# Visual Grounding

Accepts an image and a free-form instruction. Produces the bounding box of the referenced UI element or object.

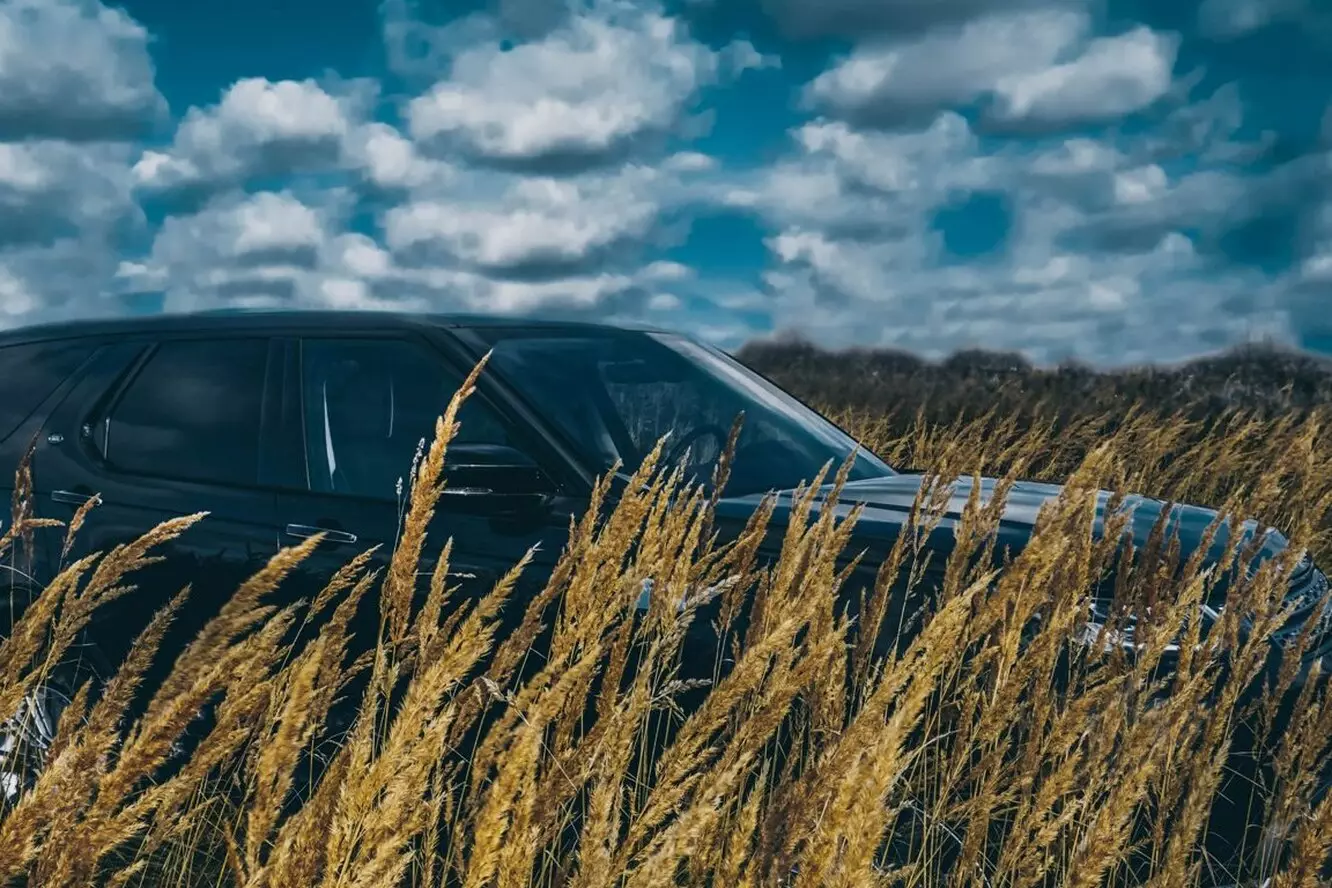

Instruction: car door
[270,331,579,647]
[0,337,105,594]
[35,334,284,672]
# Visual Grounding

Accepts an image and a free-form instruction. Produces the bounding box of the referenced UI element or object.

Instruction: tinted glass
[300,338,511,499]
[0,340,94,441]
[468,329,894,498]
[106,339,269,487]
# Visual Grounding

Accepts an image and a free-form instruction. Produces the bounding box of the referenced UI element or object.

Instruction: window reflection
[300,339,510,499]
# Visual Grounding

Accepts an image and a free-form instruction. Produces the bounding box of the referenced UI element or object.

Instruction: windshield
[464,327,895,498]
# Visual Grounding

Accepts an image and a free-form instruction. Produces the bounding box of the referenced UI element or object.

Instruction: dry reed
[0,353,1329,888]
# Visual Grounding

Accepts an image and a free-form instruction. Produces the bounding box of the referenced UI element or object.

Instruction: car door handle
[285,523,358,545]
[52,489,97,506]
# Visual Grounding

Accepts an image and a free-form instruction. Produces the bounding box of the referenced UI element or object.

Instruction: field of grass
[3,343,1332,887]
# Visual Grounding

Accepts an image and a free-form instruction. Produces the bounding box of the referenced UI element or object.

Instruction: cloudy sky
[2,0,1330,365]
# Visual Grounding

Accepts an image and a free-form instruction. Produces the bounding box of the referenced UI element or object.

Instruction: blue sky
[1,0,1330,365]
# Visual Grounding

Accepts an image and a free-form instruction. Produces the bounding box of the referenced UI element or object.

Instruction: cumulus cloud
[133,78,365,199]
[1059,147,1331,264]
[405,5,764,171]
[755,222,1284,365]
[0,140,143,326]
[730,75,1308,364]
[747,2,1307,364]
[987,27,1179,129]
[0,236,143,326]
[0,0,1322,365]
[0,267,39,319]
[805,11,1087,126]
[385,266,654,314]
[142,191,345,310]
[383,168,673,278]
[132,187,690,319]
[724,113,990,241]
[807,10,1178,130]
[345,122,457,193]
[0,141,139,246]
[0,0,166,141]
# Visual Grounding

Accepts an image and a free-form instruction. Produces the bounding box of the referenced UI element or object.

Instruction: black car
[0,309,1328,812]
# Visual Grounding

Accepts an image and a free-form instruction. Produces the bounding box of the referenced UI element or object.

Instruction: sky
[1,0,1330,366]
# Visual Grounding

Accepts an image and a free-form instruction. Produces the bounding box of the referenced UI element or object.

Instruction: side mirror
[441,443,557,513]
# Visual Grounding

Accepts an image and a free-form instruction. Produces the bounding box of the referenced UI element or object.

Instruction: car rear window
[0,339,95,442]
[103,338,270,488]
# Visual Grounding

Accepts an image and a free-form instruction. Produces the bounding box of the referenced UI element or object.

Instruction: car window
[0,340,95,442]
[104,338,270,487]
[300,338,511,499]
[469,329,895,497]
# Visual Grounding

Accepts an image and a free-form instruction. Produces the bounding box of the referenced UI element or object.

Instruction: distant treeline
[734,338,1332,422]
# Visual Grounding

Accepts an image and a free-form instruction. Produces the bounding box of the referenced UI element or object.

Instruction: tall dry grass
[1,351,1331,887]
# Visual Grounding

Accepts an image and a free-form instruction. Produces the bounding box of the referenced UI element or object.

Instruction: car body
[0,309,1327,825]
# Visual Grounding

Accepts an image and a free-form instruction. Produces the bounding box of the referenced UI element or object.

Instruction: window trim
[85,336,282,492]
[287,331,567,506]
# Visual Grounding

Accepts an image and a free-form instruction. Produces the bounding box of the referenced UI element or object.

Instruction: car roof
[0,309,675,347]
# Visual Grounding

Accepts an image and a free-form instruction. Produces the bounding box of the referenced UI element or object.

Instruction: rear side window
[0,340,94,442]
[104,339,270,487]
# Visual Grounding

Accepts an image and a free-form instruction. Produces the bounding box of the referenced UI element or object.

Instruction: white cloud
[346,122,456,192]
[724,113,988,239]
[131,186,688,319]
[664,151,717,172]
[0,0,1313,367]
[805,10,1088,125]
[390,266,644,313]
[1112,165,1169,205]
[1301,252,1332,283]
[807,10,1178,130]
[0,141,139,247]
[144,191,345,310]
[989,27,1179,128]
[731,88,1301,364]
[642,260,693,282]
[0,0,166,141]
[756,226,1282,365]
[382,164,696,278]
[0,237,139,326]
[406,6,758,169]
[1061,151,1328,258]
[0,267,39,317]
[133,78,362,196]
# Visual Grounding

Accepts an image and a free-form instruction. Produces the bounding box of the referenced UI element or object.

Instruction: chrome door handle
[285,523,357,545]
[52,489,96,506]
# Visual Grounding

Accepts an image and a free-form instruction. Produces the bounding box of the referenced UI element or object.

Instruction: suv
[0,310,902,747]
[0,310,1328,831]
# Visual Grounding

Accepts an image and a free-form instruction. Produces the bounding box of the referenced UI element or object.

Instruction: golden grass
[2,356,1332,887]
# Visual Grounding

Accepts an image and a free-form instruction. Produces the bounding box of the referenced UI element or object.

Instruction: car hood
[715,473,1291,597]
